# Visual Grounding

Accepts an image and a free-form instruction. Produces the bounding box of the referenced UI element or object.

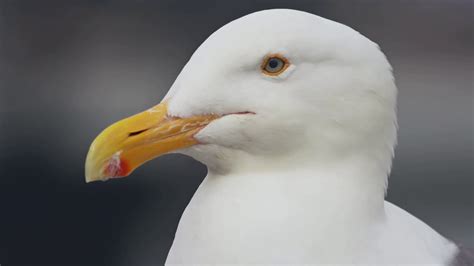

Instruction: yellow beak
[85,102,219,182]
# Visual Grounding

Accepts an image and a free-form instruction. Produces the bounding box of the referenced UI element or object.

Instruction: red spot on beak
[104,156,130,179]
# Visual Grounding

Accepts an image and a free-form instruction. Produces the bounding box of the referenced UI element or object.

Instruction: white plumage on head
[162,9,462,265]
[84,8,466,265]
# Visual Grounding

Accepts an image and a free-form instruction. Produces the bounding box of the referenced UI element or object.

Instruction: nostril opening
[128,129,149,137]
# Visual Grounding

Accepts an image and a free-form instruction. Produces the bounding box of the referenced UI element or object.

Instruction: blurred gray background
[0,0,472,264]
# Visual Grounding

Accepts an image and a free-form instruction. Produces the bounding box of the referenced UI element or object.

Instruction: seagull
[85,9,472,265]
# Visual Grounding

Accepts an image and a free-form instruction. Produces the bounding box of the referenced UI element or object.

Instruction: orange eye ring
[261,54,290,76]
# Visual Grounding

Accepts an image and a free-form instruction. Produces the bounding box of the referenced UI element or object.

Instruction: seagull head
[85,9,397,182]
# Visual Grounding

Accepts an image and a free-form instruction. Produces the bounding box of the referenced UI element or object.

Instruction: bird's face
[85,9,397,182]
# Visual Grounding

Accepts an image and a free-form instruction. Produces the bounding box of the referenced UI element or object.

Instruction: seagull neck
[207,150,389,221]
[197,153,388,258]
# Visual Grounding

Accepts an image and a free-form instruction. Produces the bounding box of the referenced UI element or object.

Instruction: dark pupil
[268,58,279,69]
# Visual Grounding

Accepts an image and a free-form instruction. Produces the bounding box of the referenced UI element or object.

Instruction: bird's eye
[261,54,290,76]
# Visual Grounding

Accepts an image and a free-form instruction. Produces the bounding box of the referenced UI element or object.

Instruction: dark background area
[0,0,472,265]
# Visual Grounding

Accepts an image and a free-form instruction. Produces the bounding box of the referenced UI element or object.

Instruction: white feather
[162,9,458,265]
